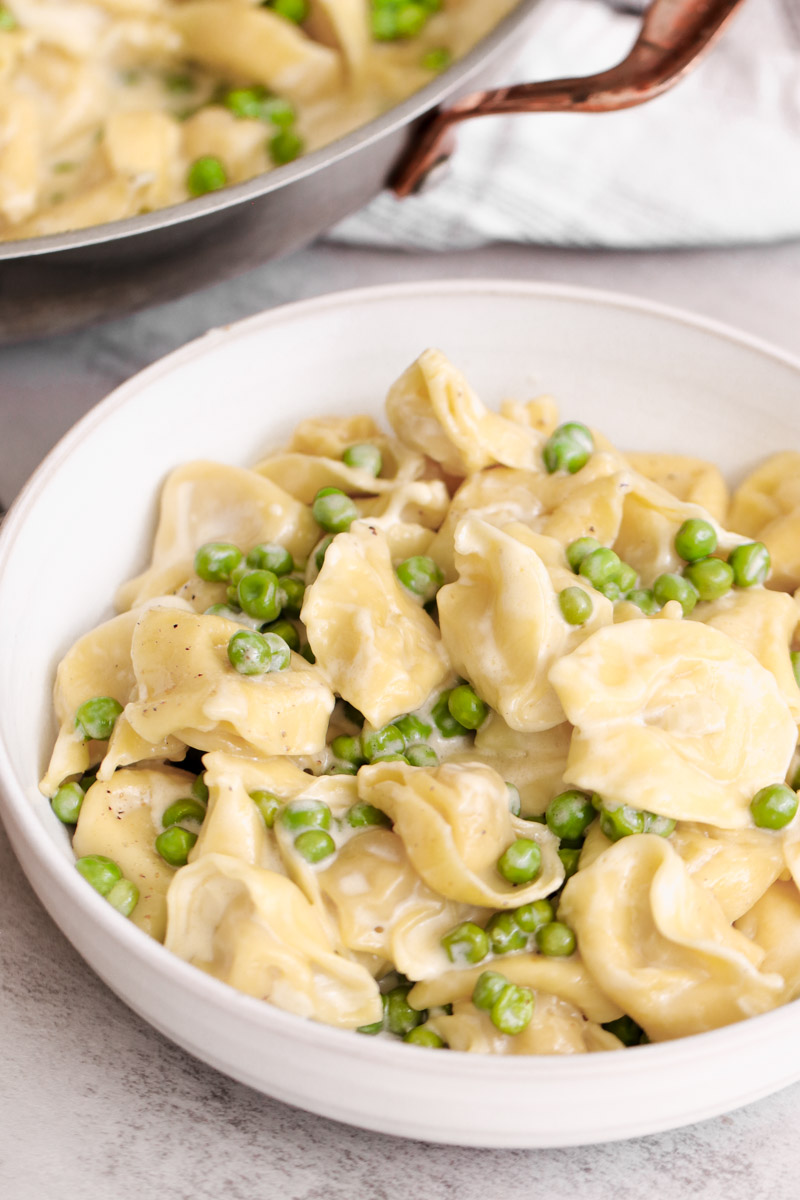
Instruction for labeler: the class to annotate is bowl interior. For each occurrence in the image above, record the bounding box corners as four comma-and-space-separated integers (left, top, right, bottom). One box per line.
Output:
2, 280, 800, 1147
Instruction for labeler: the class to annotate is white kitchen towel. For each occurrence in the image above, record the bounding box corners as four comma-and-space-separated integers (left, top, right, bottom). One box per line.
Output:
330, 0, 800, 249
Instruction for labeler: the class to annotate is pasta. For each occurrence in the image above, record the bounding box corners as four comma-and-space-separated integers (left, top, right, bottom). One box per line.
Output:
42, 346, 800, 1055
0, 0, 516, 241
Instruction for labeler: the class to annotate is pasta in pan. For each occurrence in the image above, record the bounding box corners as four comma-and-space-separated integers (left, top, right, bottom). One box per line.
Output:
41, 348, 800, 1054
0, 0, 516, 241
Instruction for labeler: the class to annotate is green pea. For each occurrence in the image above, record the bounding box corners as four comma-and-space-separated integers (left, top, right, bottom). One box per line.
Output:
357, 1018, 385, 1036
396, 556, 444, 603
684, 556, 734, 602
312, 487, 358, 533
346, 801, 391, 828
205, 603, 242, 621
602, 1015, 644, 1046
615, 562, 638, 593
80, 770, 98, 791
371, 6, 399, 38
294, 829, 336, 863
394, 713, 432, 744
447, 684, 488, 731
224, 82, 295, 126
599, 802, 645, 841
0, 6, 18, 30
261, 618, 300, 651
545, 790, 595, 842
404, 1026, 444, 1047
441, 921, 490, 965
74, 696, 123, 741
51, 781, 85, 825
506, 782, 521, 817
237, 568, 281, 621
106, 878, 139, 917
75, 854, 123, 896
328, 763, 358, 776
194, 541, 242, 582
490, 984, 534, 1036
750, 783, 798, 830
535, 920, 577, 957
279, 576, 306, 616
250, 789, 281, 828
579, 547, 621, 589
223, 85, 272, 121
269, 0, 308, 22
643, 812, 676, 837
566, 537, 601, 572
187, 155, 227, 196
729, 541, 771, 587
405, 743, 439, 767
246, 542, 294, 576
161, 798, 206, 829
314, 536, 334, 571
472, 970, 510, 1011
675, 518, 718, 563
300, 643, 316, 665
599, 580, 622, 602
514, 899, 554, 934
385, 986, 426, 1036
543, 422, 594, 475
262, 96, 296, 128
227, 628, 290, 674
626, 588, 660, 615
792, 651, 800, 690
270, 128, 305, 165
558, 586, 593, 625
485, 912, 528, 955
396, 2, 428, 36
331, 734, 366, 766
497, 838, 542, 885
191, 774, 209, 803
420, 46, 451, 72
281, 798, 331, 833
431, 690, 468, 738
155, 826, 197, 866
558, 846, 581, 880
652, 572, 699, 616
362, 724, 405, 761
343, 443, 382, 476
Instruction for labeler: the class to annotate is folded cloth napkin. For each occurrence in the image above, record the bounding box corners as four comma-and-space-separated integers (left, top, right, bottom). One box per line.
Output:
330, 0, 800, 249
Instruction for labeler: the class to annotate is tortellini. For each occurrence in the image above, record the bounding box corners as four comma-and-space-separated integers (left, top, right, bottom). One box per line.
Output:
550, 620, 797, 829
42, 346, 800, 1057
559, 836, 784, 1041
117, 461, 319, 610
301, 522, 448, 728
121, 607, 335, 758
357, 760, 564, 907
438, 517, 612, 732
729, 452, 800, 590
73, 765, 193, 940
165, 853, 382, 1029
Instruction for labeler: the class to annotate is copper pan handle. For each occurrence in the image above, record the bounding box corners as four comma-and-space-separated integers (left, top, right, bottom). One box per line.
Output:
392, 0, 746, 197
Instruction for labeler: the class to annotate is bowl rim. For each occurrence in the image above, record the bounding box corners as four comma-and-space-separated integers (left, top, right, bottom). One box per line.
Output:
3, 276, 800, 1084
0, 0, 541, 261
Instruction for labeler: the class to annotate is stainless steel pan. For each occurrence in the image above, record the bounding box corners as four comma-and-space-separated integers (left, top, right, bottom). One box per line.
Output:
0, 0, 743, 344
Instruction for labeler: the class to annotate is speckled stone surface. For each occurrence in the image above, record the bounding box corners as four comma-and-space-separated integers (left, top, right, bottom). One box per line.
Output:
3, 239, 800, 1198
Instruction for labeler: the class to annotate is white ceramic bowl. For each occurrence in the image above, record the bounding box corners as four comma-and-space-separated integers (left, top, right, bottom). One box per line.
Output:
3, 280, 800, 1148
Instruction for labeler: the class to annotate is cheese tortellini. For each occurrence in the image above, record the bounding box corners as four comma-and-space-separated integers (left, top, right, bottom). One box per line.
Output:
42, 347, 800, 1055
0, 0, 516, 241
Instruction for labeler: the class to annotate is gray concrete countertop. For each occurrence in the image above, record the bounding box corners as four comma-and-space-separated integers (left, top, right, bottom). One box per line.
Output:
3, 238, 800, 1199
